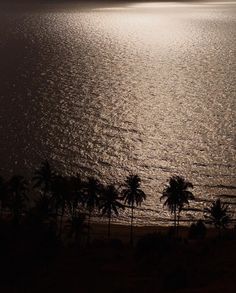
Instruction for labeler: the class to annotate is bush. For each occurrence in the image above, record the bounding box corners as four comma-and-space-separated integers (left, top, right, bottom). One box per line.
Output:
189, 220, 207, 240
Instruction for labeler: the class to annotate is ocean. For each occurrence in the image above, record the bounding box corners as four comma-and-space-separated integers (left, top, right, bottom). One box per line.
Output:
0, 1, 235, 225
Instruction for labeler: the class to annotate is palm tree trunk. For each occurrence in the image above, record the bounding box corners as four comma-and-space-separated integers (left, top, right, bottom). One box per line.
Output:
130, 205, 134, 246
59, 205, 64, 238
108, 214, 111, 239
174, 206, 177, 237
72, 203, 75, 218
55, 206, 58, 225
43, 186, 47, 199
87, 211, 91, 245
177, 210, 180, 237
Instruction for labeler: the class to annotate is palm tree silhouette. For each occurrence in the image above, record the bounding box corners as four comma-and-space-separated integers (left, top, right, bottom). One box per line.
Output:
99, 184, 123, 238
83, 177, 102, 244
8, 175, 28, 225
33, 160, 55, 199
122, 174, 146, 245
67, 174, 85, 218
204, 198, 231, 237
51, 175, 70, 237
161, 175, 194, 235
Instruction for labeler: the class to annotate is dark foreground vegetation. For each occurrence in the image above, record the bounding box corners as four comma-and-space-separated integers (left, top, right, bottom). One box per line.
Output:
0, 160, 235, 292
1, 222, 236, 293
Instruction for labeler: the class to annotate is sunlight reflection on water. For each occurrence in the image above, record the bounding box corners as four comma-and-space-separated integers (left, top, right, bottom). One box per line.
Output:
0, 1, 235, 225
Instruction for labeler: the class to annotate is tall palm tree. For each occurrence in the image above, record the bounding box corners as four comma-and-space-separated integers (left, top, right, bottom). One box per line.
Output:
122, 174, 146, 245
8, 175, 28, 225
99, 184, 123, 238
33, 160, 55, 199
83, 177, 102, 243
161, 175, 194, 235
204, 198, 231, 237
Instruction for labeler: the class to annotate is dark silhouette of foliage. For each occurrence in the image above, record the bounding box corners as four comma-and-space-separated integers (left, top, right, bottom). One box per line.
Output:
31, 195, 55, 227
83, 177, 102, 243
51, 175, 70, 237
161, 176, 194, 235
33, 160, 55, 199
204, 198, 231, 236
188, 220, 207, 240
2, 158, 236, 293
67, 174, 85, 218
99, 184, 123, 238
122, 174, 146, 245
8, 175, 28, 225
66, 212, 87, 244
2, 160, 235, 253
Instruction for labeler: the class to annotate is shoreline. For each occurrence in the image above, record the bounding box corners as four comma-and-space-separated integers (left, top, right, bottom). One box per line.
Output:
83, 222, 234, 243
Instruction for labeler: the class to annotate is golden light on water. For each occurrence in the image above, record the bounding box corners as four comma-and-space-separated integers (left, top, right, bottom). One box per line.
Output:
94, 1, 236, 11
129, 1, 236, 8
0, 0, 235, 225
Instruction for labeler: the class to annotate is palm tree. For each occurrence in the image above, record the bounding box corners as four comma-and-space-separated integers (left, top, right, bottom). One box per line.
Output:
99, 184, 123, 238
122, 174, 146, 245
8, 175, 28, 225
67, 174, 85, 218
51, 175, 69, 237
204, 198, 231, 237
33, 160, 55, 199
83, 177, 102, 243
161, 175, 194, 235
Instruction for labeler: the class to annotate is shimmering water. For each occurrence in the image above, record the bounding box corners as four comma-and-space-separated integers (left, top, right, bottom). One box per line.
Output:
0, 1, 235, 224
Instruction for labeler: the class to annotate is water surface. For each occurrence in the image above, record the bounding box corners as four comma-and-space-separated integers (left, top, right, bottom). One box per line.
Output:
0, 1, 235, 224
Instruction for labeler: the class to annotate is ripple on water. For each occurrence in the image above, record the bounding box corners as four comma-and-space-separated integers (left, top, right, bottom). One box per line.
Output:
0, 2, 235, 224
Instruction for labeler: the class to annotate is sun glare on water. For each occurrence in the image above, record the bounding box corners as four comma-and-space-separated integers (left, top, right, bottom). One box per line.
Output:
93, 1, 236, 11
